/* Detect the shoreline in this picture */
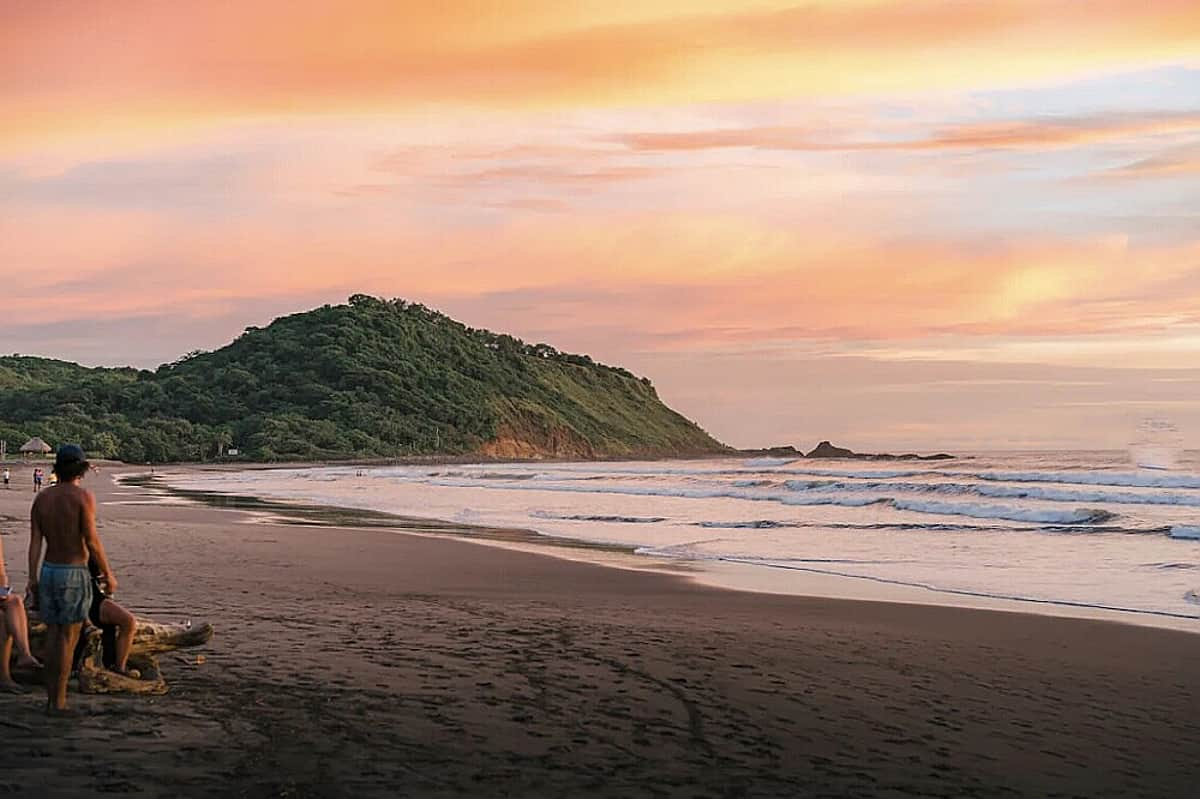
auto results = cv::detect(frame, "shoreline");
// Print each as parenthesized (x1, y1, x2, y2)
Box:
(0, 463, 1196, 795)
(132, 466, 1200, 635)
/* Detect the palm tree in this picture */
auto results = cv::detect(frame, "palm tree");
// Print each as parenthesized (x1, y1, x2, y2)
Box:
(213, 429, 234, 459)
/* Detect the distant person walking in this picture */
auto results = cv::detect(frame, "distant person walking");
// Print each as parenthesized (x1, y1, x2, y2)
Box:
(33, 468, 43, 492)
(27, 445, 118, 714)
(2, 468, 9, 488)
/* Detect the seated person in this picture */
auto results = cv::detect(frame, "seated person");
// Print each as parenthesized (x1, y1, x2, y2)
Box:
(86, 558, 139, 677)
(0, 538, 41, 692)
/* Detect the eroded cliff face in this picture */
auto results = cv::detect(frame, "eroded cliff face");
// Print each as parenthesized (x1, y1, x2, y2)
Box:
(478, 419, 598, 460)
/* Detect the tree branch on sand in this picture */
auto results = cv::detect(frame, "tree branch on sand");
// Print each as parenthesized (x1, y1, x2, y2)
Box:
(18, 615, 213, 695)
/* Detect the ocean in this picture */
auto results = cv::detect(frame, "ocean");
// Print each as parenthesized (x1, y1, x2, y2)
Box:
(156, 451, 1200, 628)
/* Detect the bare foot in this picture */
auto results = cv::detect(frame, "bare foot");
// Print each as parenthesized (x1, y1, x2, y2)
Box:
(45, 704, 75, 717)
(110, 666, 141, 680)
(16, 655, 42, 670)
(0, 679, 28, 694)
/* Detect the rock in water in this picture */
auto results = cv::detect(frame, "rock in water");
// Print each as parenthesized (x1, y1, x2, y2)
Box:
(806, 440, 856, 458)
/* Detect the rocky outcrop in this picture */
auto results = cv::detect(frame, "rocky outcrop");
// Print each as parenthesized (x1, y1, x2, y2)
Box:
(738, 445, 803, 457)
(804, 441, 954, 460)
(806, 441, 856, 458)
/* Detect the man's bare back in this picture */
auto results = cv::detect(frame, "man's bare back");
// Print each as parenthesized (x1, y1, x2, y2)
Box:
(28, 444, 118, 713)
(30, 484, 93, 566)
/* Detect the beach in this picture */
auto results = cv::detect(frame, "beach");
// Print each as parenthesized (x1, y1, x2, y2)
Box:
(0, 465, 1198, 797)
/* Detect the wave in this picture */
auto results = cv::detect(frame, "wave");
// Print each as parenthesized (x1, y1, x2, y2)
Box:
(785, 479, 948, 494)
(430, 470, 539, 481)
(781, 478, 1200, 509)
(317, 461, 1200, 494)
(695, 519, 1163, 535)
(967, 470, 1200, 490)
(891, 499, 1117, 525)
(707, 558, 1200, 621)
(530, 511, 666, 524)
(975, 483, 1200, 507)
(777, 467, 1200, 490)
(742, 457, 798, 467)
(634, 548, 902, 567)
(698, 520, 796, 529)
(1171, 526, 1200, 540)
(429, 477, 1119, 527)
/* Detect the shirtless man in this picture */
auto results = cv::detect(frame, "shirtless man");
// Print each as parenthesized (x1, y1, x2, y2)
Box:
(27, 445, 118, 714)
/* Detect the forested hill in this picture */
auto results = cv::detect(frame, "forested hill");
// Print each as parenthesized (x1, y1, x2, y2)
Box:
(0, 295, 727, 463)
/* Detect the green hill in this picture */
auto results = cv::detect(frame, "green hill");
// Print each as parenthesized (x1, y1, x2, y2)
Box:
(0, 295, 727, 463)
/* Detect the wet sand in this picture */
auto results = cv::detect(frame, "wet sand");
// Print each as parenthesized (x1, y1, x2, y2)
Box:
(0, 464, 1197, 797)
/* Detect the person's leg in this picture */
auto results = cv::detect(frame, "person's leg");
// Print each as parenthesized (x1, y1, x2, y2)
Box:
(46, 622, 81, 712)
(0, 621, 15, 691)
(98, 599, 137, 673)
(43, 622, 61, 708)
(0, 632, 27, 693)
(3, 596, 41, 668)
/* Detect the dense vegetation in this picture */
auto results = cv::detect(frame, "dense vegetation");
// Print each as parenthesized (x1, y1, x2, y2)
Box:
(0, 295, 726, 463)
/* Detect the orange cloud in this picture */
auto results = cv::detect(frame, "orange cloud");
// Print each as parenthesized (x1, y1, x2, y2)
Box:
(4, 188, 1197, 346)
(614, 111, 1200, 153)
(1100, 146, 1200, 179)
(3, 0, 1198, 152)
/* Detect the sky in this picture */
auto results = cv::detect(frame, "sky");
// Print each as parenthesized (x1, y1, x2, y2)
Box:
(2, 1, 1198, 450)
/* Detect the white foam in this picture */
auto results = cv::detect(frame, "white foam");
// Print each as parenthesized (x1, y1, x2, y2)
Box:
(429, 477, 1120, 526)
(781, 477, 1200, 509)
(778, 494, 886, 508)
(976, 483, 1200, 507)
(890, 499, 1116, 525)
(780, 466, 1200, 491)
(742, 457, 798, 467)
(969, 470, 1200, 490)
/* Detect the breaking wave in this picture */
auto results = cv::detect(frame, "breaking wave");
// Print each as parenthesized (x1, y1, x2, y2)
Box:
(781, 467, 1200, 490)
(780, 479, 1200, 508)
(890, 499, 1117, 525)
(967, 470, 1200, 490)
(694, 519, 1160, 535)
(431, 477, 1119, 526)
(530, 511, 667, 524)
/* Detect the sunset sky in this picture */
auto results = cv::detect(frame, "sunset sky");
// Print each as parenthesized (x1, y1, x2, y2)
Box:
(2, 1, 1198, 449)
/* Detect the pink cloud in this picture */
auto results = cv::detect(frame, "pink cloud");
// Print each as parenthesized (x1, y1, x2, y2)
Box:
(613, 111, 1200, 154)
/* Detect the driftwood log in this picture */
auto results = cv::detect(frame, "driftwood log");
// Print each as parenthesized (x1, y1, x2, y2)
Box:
(20, 615, 213, 695)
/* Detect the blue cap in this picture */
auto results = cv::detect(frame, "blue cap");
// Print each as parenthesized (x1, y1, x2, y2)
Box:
(54, 444, 87, 468)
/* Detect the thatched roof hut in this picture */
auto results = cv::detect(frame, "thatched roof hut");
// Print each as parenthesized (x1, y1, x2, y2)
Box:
(19, 437, 52, 455)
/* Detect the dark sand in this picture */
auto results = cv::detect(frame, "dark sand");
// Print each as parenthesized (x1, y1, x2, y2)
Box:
(0, 465, 1197, 797)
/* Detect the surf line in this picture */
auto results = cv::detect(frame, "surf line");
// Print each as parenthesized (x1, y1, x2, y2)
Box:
(715, 557, 1200, 622)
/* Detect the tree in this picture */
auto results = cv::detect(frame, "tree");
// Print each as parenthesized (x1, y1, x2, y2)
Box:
(87, 431, 120, 459)
(213, 428, 234, 458)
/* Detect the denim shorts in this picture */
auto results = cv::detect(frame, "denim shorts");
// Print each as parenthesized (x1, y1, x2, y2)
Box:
(39, 562, 93, 625)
